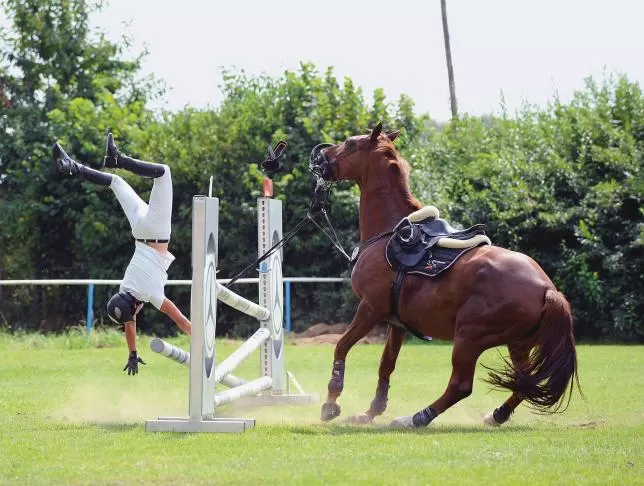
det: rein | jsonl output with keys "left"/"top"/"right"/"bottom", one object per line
{"left": 224, "top": 214, "right": 312, "bottom": 289}
{"left": 227, "top": 142, "right": 392, "bottom": 288}
{"left": 308, "top": 210, "right": 352, "bottom": 262}
{"left": 225, "top": 150, "right": 350, "bottom": 289}
{"left": 350, "top": 231, "right": 394, "bottom": 267}
{"left": 225, "top": 206, "right": 352, "bottom": 289}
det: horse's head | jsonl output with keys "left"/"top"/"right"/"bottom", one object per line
{"left": 310, "top": 122, "right": 402, "bottom": 183}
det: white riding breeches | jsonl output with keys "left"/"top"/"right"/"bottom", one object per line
{"left": 109, "top": 166, "right": 172, "bottom": 240}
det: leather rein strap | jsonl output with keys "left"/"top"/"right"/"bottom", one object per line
{"left": 350, "top": 231, "right": 394, "bottom": 267}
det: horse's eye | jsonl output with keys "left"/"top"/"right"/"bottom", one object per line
{"left": 345, "top": 139, "right": 356, "bottom": 152}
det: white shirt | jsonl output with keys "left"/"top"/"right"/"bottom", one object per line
{"left": 120, "top": 242, "right": 175, "bottom": 310}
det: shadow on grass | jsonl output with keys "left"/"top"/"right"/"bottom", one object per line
{"left": 89, "top": 422, "right": 141, "bottom": 432}
{"left": 285, "top": 422, "right": 536, "bottom": 436}
{"left": 36, "top": 420, "right": 141, "bottom": 433}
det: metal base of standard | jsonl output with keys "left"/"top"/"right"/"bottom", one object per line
{"left": 145, "top": 416, "right": 256, "bottom": 433}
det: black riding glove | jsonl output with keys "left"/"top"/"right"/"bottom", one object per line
{"left": 123, "top": 350, "right": 146, "bottom": 375}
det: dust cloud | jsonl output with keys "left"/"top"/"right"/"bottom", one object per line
{"left": 50, "top": 380, "right": 186, "bottom": 424}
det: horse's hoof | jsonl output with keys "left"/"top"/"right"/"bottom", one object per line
{"left": 389, "top": 415, "right": 415, "bottom": 429}
{"left": 369, "top": 398, "right": 388, "bottom": 416}
{"left": 321, "top": 402, "right": 341, "bottom": 422}
{"left": 483, "top": 412, "right": 502, "bottom": 427}
{"left": 346, "top": 413, "right": 374, "bottom": 425}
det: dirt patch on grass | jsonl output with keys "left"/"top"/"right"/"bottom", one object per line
{"left": 290, "top": 322, "right": 387, "bottom": 345}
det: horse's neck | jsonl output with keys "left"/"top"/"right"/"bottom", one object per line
{"left": 358, "top": 184, "right": 421, "bottom": 242}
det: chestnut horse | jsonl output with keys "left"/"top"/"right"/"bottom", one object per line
{"left": 310, "top": 123, "right": 580, "bottom": 429}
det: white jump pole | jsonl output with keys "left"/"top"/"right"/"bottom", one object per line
{"left": 215, "top": 376, "right": 273, "bottom": 407}
{"left": 150, "top": 338, "right": 247, "bottom": 388}
{"left": 216, "top": 284, "right": 270, "bottom": 321}
{"left": 150, "top": 337, "right": 189, "bottom": 365}
{"left": 213, "top": 328, "right": 270, "bottom": 384}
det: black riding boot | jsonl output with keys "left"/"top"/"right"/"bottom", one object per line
{"left": 103, "top": 133, "right": 165, "bottom": 178}
{"left": 52, "top": 143, "right": 113, "bottom": 186}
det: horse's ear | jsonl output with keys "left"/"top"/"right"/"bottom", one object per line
{"left": 386, "top": 129, "right": 402, "bottom": 143}
{"left": 370, "top": 122, "right": 383, "bottom": 145}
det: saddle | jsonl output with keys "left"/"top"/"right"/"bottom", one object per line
{"left": 385, "top": 206, "right": 491, "bottom": 278}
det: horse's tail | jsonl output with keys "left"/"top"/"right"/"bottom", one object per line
{"left": 486, "top": 289, "right": 582, "bottom": 413}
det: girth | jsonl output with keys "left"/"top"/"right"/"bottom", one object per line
{"left": 390, "top": 272, "right": 432, "bottom": 341}
{"left": 350, "top": 232, "right": 432, "bottom": 342}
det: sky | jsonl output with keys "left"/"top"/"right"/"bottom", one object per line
{"left": 86, "top": 0, "right": 643, "bottom": 121}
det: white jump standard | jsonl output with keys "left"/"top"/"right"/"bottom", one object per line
{"left": 146, "top": 195, "right": 317, "bottom": 433}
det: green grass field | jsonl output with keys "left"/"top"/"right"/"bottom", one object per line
{"left": 0, "top": 331, "right": 642, "bottom": 485}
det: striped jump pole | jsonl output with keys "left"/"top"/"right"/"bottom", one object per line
{"left": 150, "top": 338, "right": 247, "bottom": 388}
{"left": 150, "top": 337, "right": 189, "bottom": 364}
{"left": 215, "top": 376, "right": 273, "bottom": 407}
{"left": 216, "top": 284, "right": 270, "bottom": 321}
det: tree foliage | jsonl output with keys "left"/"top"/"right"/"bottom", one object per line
{"left": 411, "top": 75, "right": 643, "bottom": 341}
{"left": 1, "top": 0, "right": 641, "bottom": 341}
{"left": 0, "top": 0, "right": 153, "bottom": 330}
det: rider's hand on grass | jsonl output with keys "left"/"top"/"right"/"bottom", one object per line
{"left": 123, "top": 351, "right": 146, "bottom": 375}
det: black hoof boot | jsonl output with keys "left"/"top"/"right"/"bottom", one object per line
{"left": 493, "top": 404, "right": 513, "bottom": 424}
{"left": 53, "top": 142, "right": 80, "bottom": 175}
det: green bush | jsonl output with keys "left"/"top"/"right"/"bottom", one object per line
{"left": 412, "top": 76, "right": 643, "bottom": 341}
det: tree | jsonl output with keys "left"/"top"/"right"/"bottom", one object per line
{"left": 0, "top": 0, "right": 154, "bottom": 331}
{"left": 135, "top": 64, "right": 426, "bottom": 335}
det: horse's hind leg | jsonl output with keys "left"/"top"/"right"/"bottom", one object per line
{"left": 483, "top": 342, "right": 529, "bottom": 426}
{"left": 321, "top": 300, "right": 382, "bottom": 422}
{"left": 483, "top": 392, "right": 523, "bottom": 426}
{"left": 349, "top": 324, "right": 406, "bottom": 424}
{"left": 390, "top": 339, "right": 482, "bottom": 429}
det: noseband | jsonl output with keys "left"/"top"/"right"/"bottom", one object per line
{"left": 309, "top": 143, "right": 334, "bottom": 177}
{"left": 308, "top": 143, "right": 335, "bottom": 212}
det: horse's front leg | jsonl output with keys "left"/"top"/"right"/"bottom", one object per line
{"left": 321, "top": 300, "right": 382, "bottom": 422}
{"left": 349, "top": 324, "right": 406, "bottom": 424}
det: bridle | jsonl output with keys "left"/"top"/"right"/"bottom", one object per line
{"left": 308, "top": 142, "right": 395, "bottom": 268}
{"left": 307, "top": 143, "right": 351, "bottom": 262}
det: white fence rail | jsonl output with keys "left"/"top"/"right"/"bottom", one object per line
{"left": 0, "top": 277, "right": 349, "bottom": 333}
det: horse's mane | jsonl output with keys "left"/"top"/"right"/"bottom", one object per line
{"left": 373, "top": 136, "right": 422, "bottom": 211}
{"left": 374, "top": 137, "right": 410, "bottom": 175}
